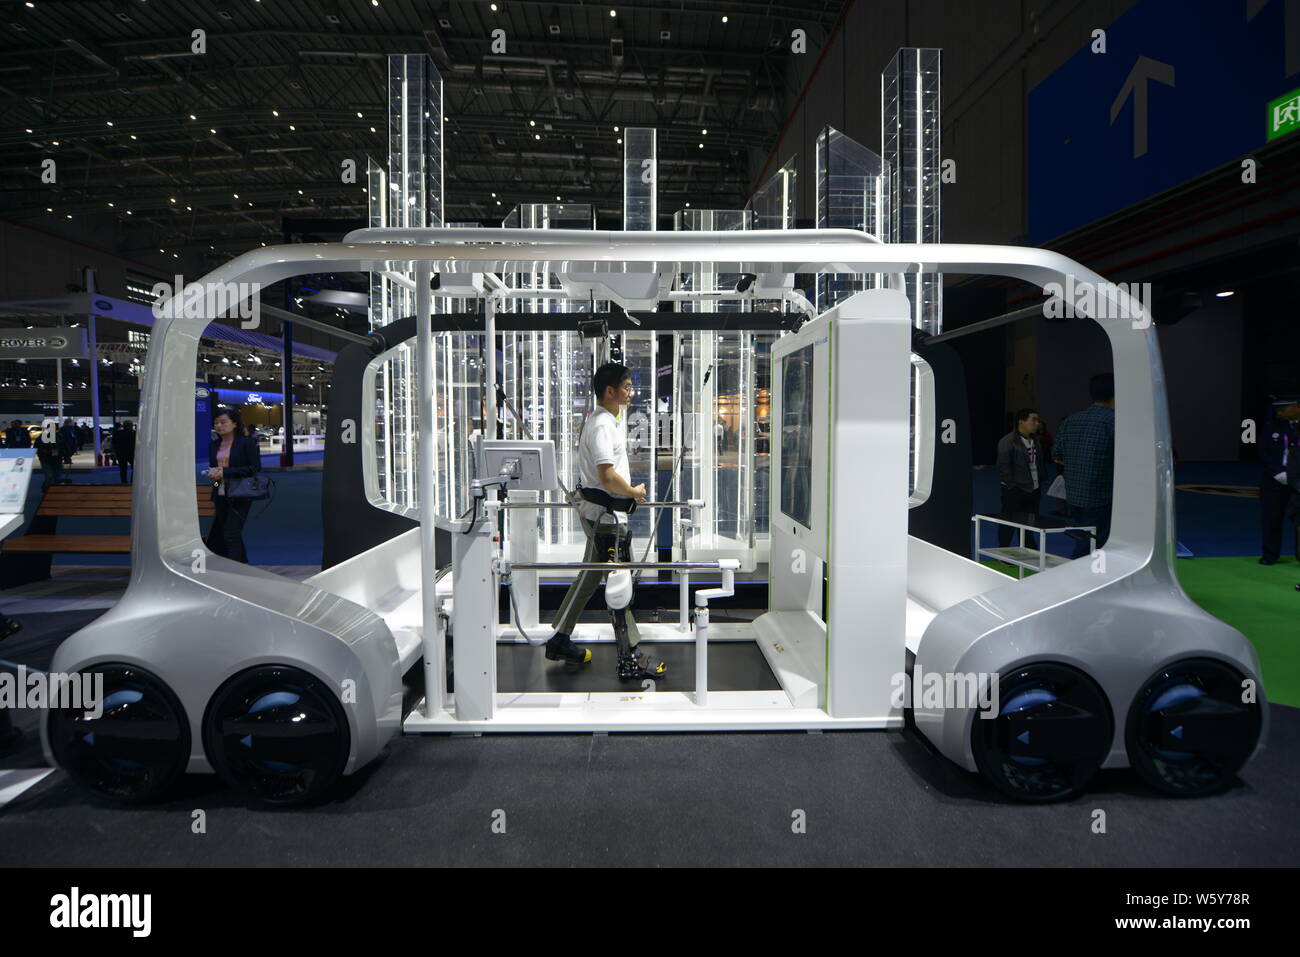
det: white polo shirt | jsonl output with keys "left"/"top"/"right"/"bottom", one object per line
{"left": 577, "top": 406, "right": 630, "bottom": 524}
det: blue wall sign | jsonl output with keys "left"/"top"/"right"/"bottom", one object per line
{"left": 1029, "top": 0, "right": 1299, "bottom": 243}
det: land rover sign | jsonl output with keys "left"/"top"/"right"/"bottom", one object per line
{"left": 0, "top": 327, "right": 89, "bottom": 360}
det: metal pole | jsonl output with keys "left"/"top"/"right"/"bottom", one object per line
{"left": 416, "top": 261, "right": 445, "bottom": 718}
{"left": 679, "top": 571, "right": 690, "bottom": 634}
{"left": 281, "top": 318, "right": 295, "bottom": 466}
{"left": 921, "top": 302, "right": 1046, "bottom": 346}
{"left": 86, "top": 269, "right": 102, "bottom": 465}
{"left": 485, "top": 294, "right": 498, "bottom": 438}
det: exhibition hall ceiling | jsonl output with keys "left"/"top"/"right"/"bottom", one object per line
{"left": 1, "top": 0, "right": 846, "bottom": 255}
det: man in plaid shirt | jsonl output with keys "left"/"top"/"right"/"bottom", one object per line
{"left": 1053, "top": 373, "right": 1115, "bottom": 558}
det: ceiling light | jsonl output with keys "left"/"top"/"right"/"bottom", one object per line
{"left": 130, "top": 134, "right": 137, "bottom": 140}
{"left": 272, "top": 109, "right": 279, "bottom": 116}
{"left": 529, "top": 119, "right": 536, "bottom": 127}
{"left": 210, "top": 128, "right": 216, "bottom": 133}
{"left": 289, "top": 124, "right": 295, "bottom": 130}
{"left": 609, "top": 8, "right": 616, "bottom": 16}
{"left": 721, "top": 15, "right": 728, "bottom": 22}
{"left": 356, "top": 111, "right": 363, "bottom": 118}
{"left": 617, "top": 138, "right": 622, "bottom": 145}
{"left": 534, "top": 133, "right": 540, "bottom": 139}
{"left": 1215, "top": 290, "right": 1235, "bottom": 298}
{"left": 701, "top": 128, "right": 708, "bottom": 135}
{"left": 189, "top": 114, "right": 196, "bottom": 120}
{"left": 25, "top": 128, "right": 32, "bottom": 133}
{"left": 614, "top": 125, "right": 620, "bottom": 132}
{"left": 698, "top": 142, "right": 703, "bottom": 148}
{"left": 490, "top": 2, "right": 497, "bottom": 9}
{"left": 369, "top": 126, "right": 376, "bottom": 132}
{"left": 106, "top": 120, "right": 114, "bottom": 127}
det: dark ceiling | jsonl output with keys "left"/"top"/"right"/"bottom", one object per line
{"left": 2, "top": 0, "right": 844, "bottom": 260}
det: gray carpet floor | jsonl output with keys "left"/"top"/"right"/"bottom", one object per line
{"left": 2, "top": 704, "right": 1296, "bottom": 867}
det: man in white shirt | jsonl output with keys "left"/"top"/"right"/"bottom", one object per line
{"left": 547, "top": 362, "right": 667, "bottom": 681}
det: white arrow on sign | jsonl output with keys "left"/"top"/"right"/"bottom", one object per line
{"left": 1110, "top": 55, "right": 1176, "bottom": 158}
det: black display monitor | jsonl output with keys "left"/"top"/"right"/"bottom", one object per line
{"left": 779, "top": 343, "right": 815, "bottom": 528}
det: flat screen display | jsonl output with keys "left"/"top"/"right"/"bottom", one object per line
{"left": 779, "top": 343, "right": 815, "bottom": 527}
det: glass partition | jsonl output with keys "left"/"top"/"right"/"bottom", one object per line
{"left": 745, "top": 157, "right": 797, "bottom": 231}
{"left": 623, "top": 128, "right": 657, "bottom": 231}
{"left": 883, "top": 47, "right": 943, "bottom": 333}
{"left": 500, "top": 332, "right": 598, "bottom": 555}
{"left": 671, "top": 330, "right": 756, "bottom": 569}
{"left": 815, "top": 126, "right": 891, "bottom": 311}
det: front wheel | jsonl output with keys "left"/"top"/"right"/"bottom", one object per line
{"left": 48, "top": 664, "right": 190, "bottom": 804}
{"left": 203, "top": 665, "right": 350, "bottom": 808}
{"left": 970, "top": 663, "right": 1113, "bottom": 803}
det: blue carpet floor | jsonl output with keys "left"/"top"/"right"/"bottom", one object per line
{"left": 20, "top": 460, "right": 1286, "bottom": 570}
{"left": 973, "top": 460, "right": 1284, "bottom": 559}
{"left": 31, "top": 468, "right": 324, "bottom": 567}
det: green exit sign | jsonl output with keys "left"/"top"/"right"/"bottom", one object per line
{"left": 1267, "top": 87, "right": 1300, "bottom": 141}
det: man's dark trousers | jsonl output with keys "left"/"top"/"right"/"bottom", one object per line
{"left": 998, "top": 485, "right": 1041, "bottom": 547}
{"left": 1260, "top": 479, "right": 1300, "bottom": 562}
{"left": 1067, "top": 503, "right": 1112, "bottom": 559}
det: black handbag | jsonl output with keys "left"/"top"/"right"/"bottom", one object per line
{"left": 226, "top": 473, "right": 273, "bottom": 500}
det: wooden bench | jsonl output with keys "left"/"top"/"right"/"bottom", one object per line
{"left": 1, "top": 485, "right": 214, "bottom": 559}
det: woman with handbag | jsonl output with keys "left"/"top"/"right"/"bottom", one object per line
{"left": 204, "top": 408, "right": 262, "bottom": 564}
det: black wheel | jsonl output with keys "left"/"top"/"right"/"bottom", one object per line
{"left": 47, "top": 664, "right": 190, "bottom": 803}
{"left": 1126, "top": 658, "right": 1262, "bottom": 797}
{"left": 971, "top": 663, "right": 1112, "bottom": 803}
{"left": 203, "top": 665, "right": 350, "bottom": 807}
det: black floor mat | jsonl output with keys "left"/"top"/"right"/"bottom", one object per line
{"left": 496, "top": 639, "right": 780, "bottom": 694}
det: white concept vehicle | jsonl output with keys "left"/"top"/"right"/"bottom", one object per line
{"left": 41, "top": 230, "right": 1265, "bottom": 805}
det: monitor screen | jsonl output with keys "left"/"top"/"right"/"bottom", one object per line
{"left": 779, "top": 343, "right": 815, "bottom": 527}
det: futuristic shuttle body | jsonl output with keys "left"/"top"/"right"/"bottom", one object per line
{"left": 40, "top": 229, "right": 1265, "bottom": 805}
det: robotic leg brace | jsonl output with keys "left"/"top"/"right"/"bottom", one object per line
{"left": 600, "top": 525, "right": 667, "bottom": 682}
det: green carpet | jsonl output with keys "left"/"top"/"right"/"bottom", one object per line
{"left": 1174, "top": 556, "right": 1300, "bottom": 708}
{"left": 982, "top": 558, "right": 1299, "bottom": 707}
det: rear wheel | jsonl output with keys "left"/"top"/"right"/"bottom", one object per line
{"left": 1126, "top": 658, "right": 1262, "bottom": 797}
{"left": 970, "top": 663, "right": 1112, "bottom": 802}
{"left": 203, "top": 665, "right": 350, "bottom": 808}
{"left": 48, "top": 664, "right": 190, "bottom": 803}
